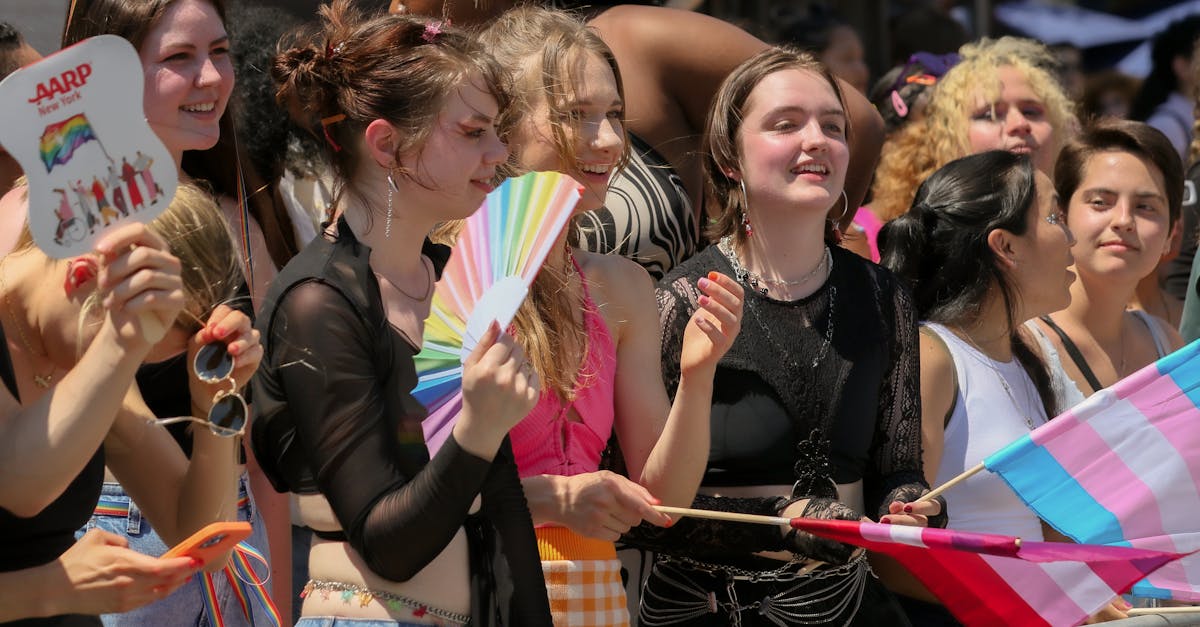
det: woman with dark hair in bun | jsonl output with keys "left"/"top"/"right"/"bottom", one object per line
{"left": 878, "top": 150, "right": 1130, "bottom": 624}
{"left": 251, "top": 2, "right": 551, "bottom": 626}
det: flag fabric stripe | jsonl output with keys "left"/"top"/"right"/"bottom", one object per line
{"left": 860, "top": 520, "right": 925, "bottom": 547}
{"left": 1038, "top": 560, "right": 1119, "bottom": 621}
{"left": 791, "top": 518, "right": 1187, "bottom": 627}
{"left": 921, "top": 546, "right": 1050, "bottom": 627}
{"left": 978, "top": 554, "right": 1085, "bottom": 625}
{"left": 985, "top": 436, "right": 1122, "bottom": 541}
{"left": 1122, "top": 372, "right": 1200, "bottom": 517}
{"left": 1037, "top": 400, "right": 1172, "bottom": 543}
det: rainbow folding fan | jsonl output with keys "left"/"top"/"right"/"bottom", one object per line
{"left": 414, "top": 171, "right": 581, "bottom": 455}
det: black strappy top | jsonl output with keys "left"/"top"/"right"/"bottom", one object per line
{"left": 0, "top": 326, "right": 105, "bottom": 627}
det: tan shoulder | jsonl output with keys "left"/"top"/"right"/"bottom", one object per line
{"left": 918, "top": 327, "right": 955, "bottom": 380}
{"left": 574, "top": 250, "right": 653, "bottom": 318}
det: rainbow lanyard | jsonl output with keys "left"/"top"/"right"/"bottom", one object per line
{"left": 200, "top": 540, "right": 281, "bottom": 627}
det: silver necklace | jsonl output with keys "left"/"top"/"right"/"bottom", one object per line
{"left": 719, "top": 236, "right": 830, "bottom": 297}
{"left": 719, "top": 238, "right": 835, "bottom": 369}
{"left": 951, "top": 326, "right": 1038, "bottom": 430}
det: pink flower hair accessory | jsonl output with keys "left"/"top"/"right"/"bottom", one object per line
{"left": 421, "top": 20, "right": 448, "bottom": 43}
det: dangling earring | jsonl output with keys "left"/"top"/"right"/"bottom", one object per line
{"left": 739, "top": 180, "right": 753, "bottom": 237}
{"left": 828, "top": 189, "right": 850, "bottom": 244}
{"left": 385, "top": 171, "right": 398, "bottom": 239}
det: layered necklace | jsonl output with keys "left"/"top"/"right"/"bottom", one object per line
{"left": 719, "top": 235, "right": 831, "bottom": 297}
{"left": 0, "top": 257, "right": 56, "bottom": 389}
{"left": 718, "top": 236, "right": 835, "bottom": 369}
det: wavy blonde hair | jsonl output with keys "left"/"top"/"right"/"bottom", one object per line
{"left": 872, "top": 37, "right": 1078, "bottom": 222}
{"left": 445, "top": 6, "right": 629, "bottom": 401}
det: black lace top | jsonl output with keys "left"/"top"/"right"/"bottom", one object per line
{"left": 250, "top": 218, "right": 551, "bottom": 626}
{"left": 627, "top": 244, "right": 928, "bottom": 563}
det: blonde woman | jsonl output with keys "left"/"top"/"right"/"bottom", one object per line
{"left": 871, "top": 37, "right": 1078, "bottom": 224}
{"left": 474, "top": 8, "right": 743, "bottom": 625}
{"left": 0, "top": 183, "right": 254, "bottom": 624}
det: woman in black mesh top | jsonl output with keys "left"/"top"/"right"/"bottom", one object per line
{"left": 250, "top": 3, "right": 550, "bottom": 626}
{"left": 631, "top": 47, "right": 945, "bottom": 626}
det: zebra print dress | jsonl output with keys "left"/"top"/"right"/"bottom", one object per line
{"left": 576, "top": 133, "right": 699, "bottom": 281}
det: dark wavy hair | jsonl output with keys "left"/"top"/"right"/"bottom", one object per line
{"left": 1130, "top": 15, "right": 1200, "bottom": 123}
{"left": 879, "top": 150, "right": 1056, "bottom": 416}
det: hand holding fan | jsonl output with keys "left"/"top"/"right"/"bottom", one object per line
{"left": 414, "top": 171, "right": 582, "bottom": 455}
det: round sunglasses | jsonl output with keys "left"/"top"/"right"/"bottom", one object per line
{"left": 155, "top": 342, "right": 247, "bottom": 437}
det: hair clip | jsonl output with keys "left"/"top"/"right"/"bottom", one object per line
{"left": 320, "top": 113, "right": 347, "bottom": 152}
{"left": 891, "top": 90, "right": 909, "bottom": 118}
{"left": 325, "top": 41, "right": 344, "bottom": 59}
{"left": 421, "top": 20, "right": 447, "bottom": 43}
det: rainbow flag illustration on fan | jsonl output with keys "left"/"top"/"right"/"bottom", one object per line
{"left": 983, "top": 337, "right": 1200, "bottom": 601}
{"left": 39, "top": 113, "right": 105, "bottom": 172}
{"left": 793, "top": 518, "right": 1190, "bottom": 627}
{"left": 414, "top": 171, "right": 582, "bottom": 455}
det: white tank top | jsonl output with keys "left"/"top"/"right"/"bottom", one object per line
{"left": 924, "top": 323, "right": 1047, "bottom": 541}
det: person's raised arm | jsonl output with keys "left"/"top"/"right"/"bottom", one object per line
{"left": 0, "top": 224, "right": 184, "bottom": 516}
{"left": 105, "top": 304, "right": 257, "bottom": 549}
{"left": 611, "top": 260, "right": 741, "bottom": 507}
{"left": 590, "top": 5, "right": 883, "bottom": 222}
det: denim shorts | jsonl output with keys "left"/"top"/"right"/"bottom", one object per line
{"left": 75, "top": 473, "right": 273, "bottom": 627}
{"left": 296, "top": 618, "right": 430, "bottom": 627}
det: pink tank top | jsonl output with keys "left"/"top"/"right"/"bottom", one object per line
{"left": 510, "top": 262, "right": 617, "bottom": 478}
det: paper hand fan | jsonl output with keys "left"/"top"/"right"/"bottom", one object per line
{"left": 0, "top": 35, "right": 178, "bottom": 259}
{"left": 414, "top": 171, "right": 582, "bottom": 456}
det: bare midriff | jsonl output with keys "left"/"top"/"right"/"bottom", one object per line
{"left": 297, "top": 493, "right": 472, "bottom": 624}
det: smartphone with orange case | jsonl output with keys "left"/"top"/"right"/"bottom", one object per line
{"left": 161, "top": 521, "right": 251, "bottom": 563}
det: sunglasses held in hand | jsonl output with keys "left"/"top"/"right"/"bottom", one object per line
{"left": 155, "top": 342, "right": 247, "bottom": 437}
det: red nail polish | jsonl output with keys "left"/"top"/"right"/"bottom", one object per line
{"left": 880, "top": 517, "right": 891, "bottom": 524}
{"left": 707, "top": 271, "right": 719, "bottom": 282}
{"left": 903, "top": 505, "right": 913, "bottom": 513}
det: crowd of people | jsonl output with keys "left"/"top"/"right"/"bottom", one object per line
{"left": 2, "top": 1, "right": 1199, "bottom": 626}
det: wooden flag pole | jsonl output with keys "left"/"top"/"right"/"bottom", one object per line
{"left": 1126, "top": 607, "right": 1200, "bottom": 616}
{"left": 915, "top": 462, "right": 986, "bottom": 503}
{"left": 652, "top": 505, "right": 791, "bottom": 526}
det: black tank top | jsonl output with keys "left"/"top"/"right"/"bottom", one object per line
{"left": 0, "top": 325, "right": 104, "bottom": 626}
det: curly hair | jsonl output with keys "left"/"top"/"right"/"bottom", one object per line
{"left": 871, "top": 37, "right": 1077, "bottom": 222}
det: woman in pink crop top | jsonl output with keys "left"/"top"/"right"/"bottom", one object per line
{"left": 472, "top": 8, "right": 744, "bottom": 625}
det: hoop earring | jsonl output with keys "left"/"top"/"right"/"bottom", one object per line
{"left": 828, "top": 189, "right": 850, "bottom": 244}
{"left": 739, "top": 180, "right": 753, "bottom": 237}
{"left": 385, "top": 171, "right": 399, "bottom": 239}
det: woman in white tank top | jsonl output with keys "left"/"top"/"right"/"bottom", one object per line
{"left": 1031, "top": 120, "right": 1185, "bottom": 405}
{"left": 879, "top": 150, "right": 1105, "bottom": 623}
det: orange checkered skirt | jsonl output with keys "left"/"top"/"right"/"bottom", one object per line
{"left": 536, "top": 526, "right": 631, "bottom": 627}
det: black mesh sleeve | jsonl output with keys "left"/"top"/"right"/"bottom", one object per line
{"left": 269, "top": 282, "right": 496, "bottom": 581}
{"left": 866, "top": 277, "right": 931, "bottom": 520}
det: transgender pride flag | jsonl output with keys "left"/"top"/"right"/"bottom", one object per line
{"left": 985, "top": 337, "right": 1200, "bottom": 601}
{"left": 38, "top": 113, "right": 100, "bottom": 172}
{"left": 794, "top": 518, "right": 1188, "bottom": 627}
